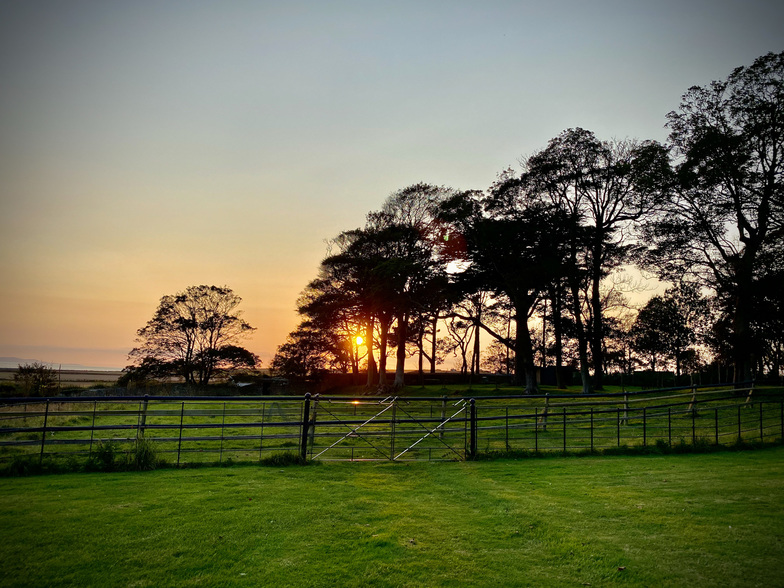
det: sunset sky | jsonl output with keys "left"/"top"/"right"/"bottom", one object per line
{"left": 1, "top": 1, "right": 782, "bottom": 369}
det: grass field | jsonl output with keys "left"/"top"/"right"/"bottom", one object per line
{"left": 1, "top": 447, "right": 783, "bottom": 587}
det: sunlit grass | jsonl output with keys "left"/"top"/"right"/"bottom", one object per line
{"left": 1, "top": 448, "right": 783, "bottom": 587}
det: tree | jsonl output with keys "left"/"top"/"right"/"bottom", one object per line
{"left": 377, "top": 184, "right": 454, "bottom": 388}
{"left": 440, "top": 189, "right": 574, "bottom": 393}
{"left": 298, "top": 269, "right": 366, "bottom": 376}
{"left": 126, "top": 285, "right": 258, "bottom": 386}
{"left": 310, "top": 185, "right": 454, "bottom": 392}
{"left": 664, "top": 283, "right": 710, "bottom": 378}
{"left": 271, "top": 321, "right": 350, "bottom": 378}
{"left": 318, "top": 224, "right": 401, "bottom": 389}
{"left": 524, "top": 128, "right": 669, "bottom": 390}
{"left": 14, "top": 362, "right": 57, "bottom": 396}
{"left": 629, "top": 284, "right": 709, "bottom": 377}
{"left": 629, "top": 295, "right": 674, "bottom": 372}
{"left": 644, "top": 51, "right": 784, "bottom": 382}
{"left": 482, "top": 340, "right": 515, "bottom": 374}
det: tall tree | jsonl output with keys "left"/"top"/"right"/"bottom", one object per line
{"left": 127, "top": 285, "right": 257, "bottom": 386}
{"left": 298, "top": 270, "right": 365, "bottom": 376}
{"left": 441, "top": 189, "right": 573, "bottom": 393}
{"left": 377, "top": 183, "right": 454, "bottom": 388}
{"left": 645, "top": 51, "right": 784, "bottom": 382}
{"left": 524, "top": 129, "right": 668, "bottom": 390}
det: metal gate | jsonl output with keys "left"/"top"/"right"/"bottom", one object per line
{"left": 305, "top": 395, "right": 472, "bottom": 461}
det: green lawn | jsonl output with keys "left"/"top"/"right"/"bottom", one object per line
{"left": 2, "top": 448, "right": 783, "bottom": 587}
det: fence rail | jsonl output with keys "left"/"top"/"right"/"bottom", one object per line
{"left": 1, "top": 384, "right": 782, "bottom": 466}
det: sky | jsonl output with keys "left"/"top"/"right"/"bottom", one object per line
{"left": 0, "top": 0, "right": 782, "bottom": 369}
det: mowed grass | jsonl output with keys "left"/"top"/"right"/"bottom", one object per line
{"left": 2, "top": 449, "right": 783, "bottom": 587}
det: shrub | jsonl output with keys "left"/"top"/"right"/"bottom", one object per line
{"left": 14, "top": 362, "right": 58, "bottom": 397}
{"left": 1, "top": 455, "right": 42, "bottom": 476}
{"left": 87, "top": 441, "right": 119, "bottom": 472}
{"left": 127, "top": 438, "right": 163, "bottom": 471}
{"left": 0, "top": 383, "right": 17, "bottom": 397}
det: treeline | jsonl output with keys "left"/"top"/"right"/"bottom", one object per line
{"left": 273, "top": 51, "right": 784, "bottom": 393}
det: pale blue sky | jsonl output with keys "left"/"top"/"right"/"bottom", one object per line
{"left": 0, "top": 0, "right": 782, "bottom": 368}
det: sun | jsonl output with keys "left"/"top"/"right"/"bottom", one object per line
{"left": 355, "top": 335, "right": 364, "bottom": 346}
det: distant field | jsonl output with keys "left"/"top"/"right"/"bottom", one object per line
{"left": 0, "top": 368, "right": 121, "bottom": 387}
{"left": 1, "top": 448, "right": 783, "bottom": 587}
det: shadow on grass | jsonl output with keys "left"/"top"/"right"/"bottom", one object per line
{"left": 473, "top": 437, "right": 783, "bottom": 461}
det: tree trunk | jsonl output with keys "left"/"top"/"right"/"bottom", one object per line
{"left": 514, "top": 303, "right": 538, "bottom": 394}
{"left": 416, "top": 323, "right": 425, "bottom": 379}
{"left": 378, "top": 317, "right": 389, "bottom": 390}
{"left": 589, "top": 239, "right": 605, "bottom": 390}
{"left": 365, "top": 315, "right": 377, "bottom": 388}
{"left": 569, "top": 277, "right": 592, "bottom": 394}
{"left": 732, "top": 260, "right": 755, "bottom": 383}
{"left": 394, "top": 312, "right": 407, "bottom": 390}
{"left": 471, "top": 304, "right": 481, "bottom": 377}
{"left": 417, "top": 337, "right": 425, "bottom": 387}
{"left": 551, "top": 283, "right": 565, "bottom": 389}
{"left": 430, "top": 314, "right": 438, "bottom": 374}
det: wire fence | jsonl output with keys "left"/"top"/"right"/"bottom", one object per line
{"left": 1, "top": 383, "right": 782, "bottom": 466}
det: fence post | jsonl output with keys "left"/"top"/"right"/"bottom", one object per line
{"left": 89, "top": 400, "right": 97, "bottom": 457}
{"left": 616, "top": 407, "right": 620, "bottom": 447}
{"left": 668, "top": 408, "right": 672, "bottom": 445}
{"left": 643, "top": 407, "right": 647, "bottom": 447}
{"left": 745, "top": 380, "right": 755, "bottom": 405}
{"left": 505, "top": 406, "right": 509, "bottom": 451}
{"left": 688, "top": 385, "right": 697, "bottom": 415}
{"left": 177, "top": 402, "right": 185, "bottom": 466}
{"left": 738, "top": 404, "right": 742, "bottom": 442}
{"left": 467, "top": 398, "right": 477, "bottom": 460}
{"left": 39, "top": 399, "right": 50, "bottom": 465}
{"left": 590, "top": 408, "right": 594, "bottom": 452}
{"left": 622, "top": 393, "right": 629, "bottom": 425}
{"left": 760, "top": 401, "right": 764, "bottom": 442}
{"left": 300, "top": 393, "right": 311, "bottom": 461}
{"left": 539, "top": 393, "right": 549, "bottom": 431}
{"left": 562, "top": 408, "right": 567, "bottom": 452}
{"left": 138, "top": 395, "right": 149, "bottom": 440}
{"left": 534, "top": 407, "right": 538, "bottom": 453}
{"left": 258, "top": 402, "right": 266, "bottom": 461}
{"left": 440, "top": 396, "right": 446, "bottom": 440}
{"left": 390, "top": 399, "right": 396, "bottom": 460}
{"left": 692, "top": 405, "right": 696, "bottom": 445}
{"left": 715, "top": 408, "right": 719, "bottom": 445}
{"left": 309, "top": 394, "right": 319, "bottom": 451}
{"left": 220, "top": 402, "right": 226, "bottom": 464}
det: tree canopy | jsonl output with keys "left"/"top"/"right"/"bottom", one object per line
{"left": 273, "top": 51, "right": 783, "bottom": 390}
{"left": 126, "top": 285, "right": 258, "bottom": 387}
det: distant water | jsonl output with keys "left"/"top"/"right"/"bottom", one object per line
{"left": 0, "top": 358, "right": 122, "bottom": 372}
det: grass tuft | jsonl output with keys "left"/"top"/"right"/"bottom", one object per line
{"left": 259, "top": 451, "right": 309, "bottom": 467}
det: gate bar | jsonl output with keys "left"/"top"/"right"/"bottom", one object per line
{"left": 311, "top": 402, "right": 395, "bottom": 460}
{"left": 394, "top": 405, "right": 466, "bottom": 461}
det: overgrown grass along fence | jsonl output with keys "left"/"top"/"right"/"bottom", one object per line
{"left": 1, "top": 383, "right": 782, "bottom": 469}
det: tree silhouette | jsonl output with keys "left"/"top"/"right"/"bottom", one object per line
{"left": 126, "top": 285, "right": 257, "bottom": 386}
{"left": 524, "top": 129, "right": 668, "bottom": 390}
{"left": 644, "top": 51, "right": 784, "bottom": 382}
{"left": 440, "top": 188, "right": 574, "bottom": 393}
